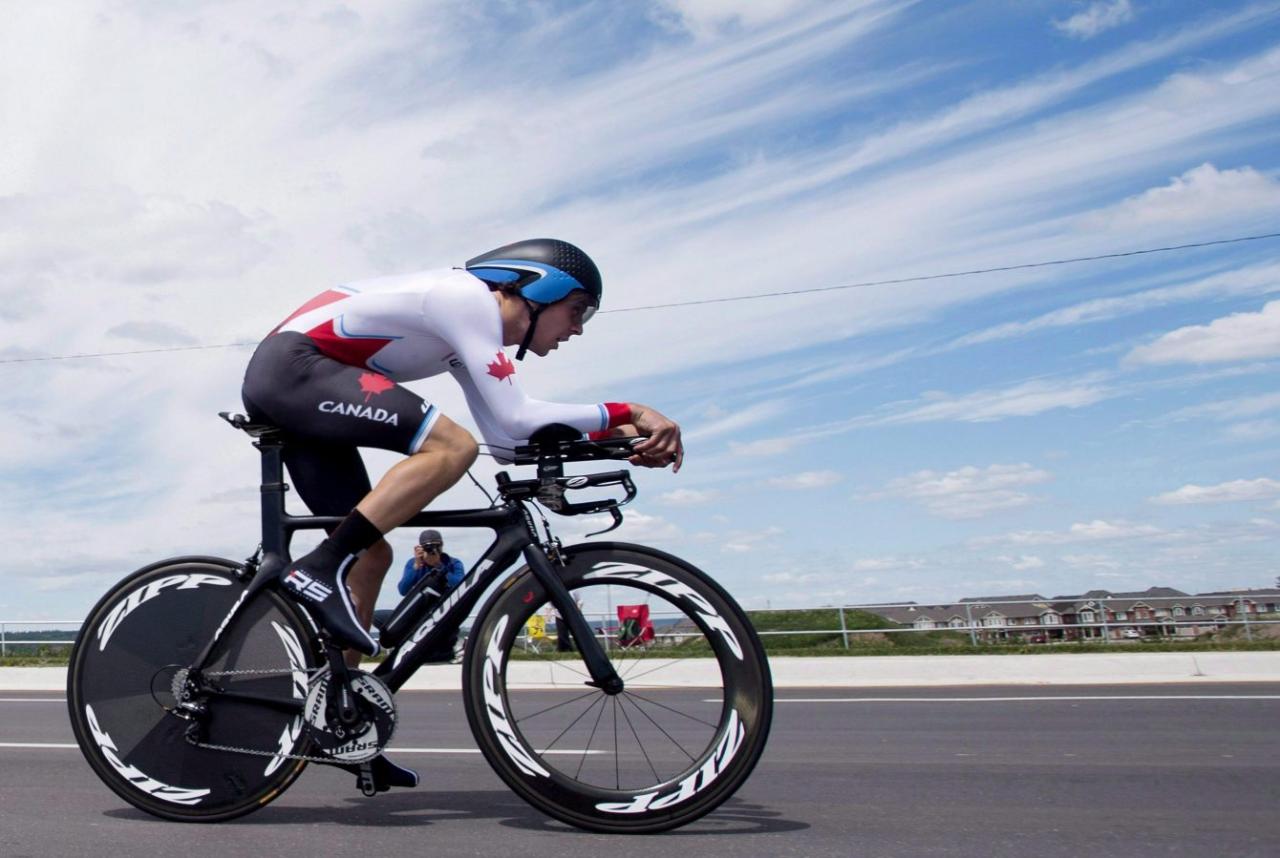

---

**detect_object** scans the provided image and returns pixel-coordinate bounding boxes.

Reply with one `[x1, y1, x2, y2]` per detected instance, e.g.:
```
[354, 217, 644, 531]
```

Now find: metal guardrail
[5, 593, 1278, 655]
[0, 620, 82, 656]
[739, 597, 1280, 648]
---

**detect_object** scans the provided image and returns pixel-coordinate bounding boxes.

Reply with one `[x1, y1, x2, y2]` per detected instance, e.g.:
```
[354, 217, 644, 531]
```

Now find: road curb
[6, 651, 1280, 691]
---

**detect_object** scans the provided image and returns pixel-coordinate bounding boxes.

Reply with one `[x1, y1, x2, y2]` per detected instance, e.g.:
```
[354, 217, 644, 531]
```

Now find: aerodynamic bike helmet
[466, 238, 602, 359]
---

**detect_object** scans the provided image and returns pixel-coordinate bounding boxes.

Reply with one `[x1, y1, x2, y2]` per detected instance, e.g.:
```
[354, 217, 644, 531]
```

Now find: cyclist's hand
[594, 425, 639, 439]
[627, 404, 684, 473]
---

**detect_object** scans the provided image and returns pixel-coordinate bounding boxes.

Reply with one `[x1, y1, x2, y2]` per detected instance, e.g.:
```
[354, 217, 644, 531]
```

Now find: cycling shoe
[281, 549, 379, 657]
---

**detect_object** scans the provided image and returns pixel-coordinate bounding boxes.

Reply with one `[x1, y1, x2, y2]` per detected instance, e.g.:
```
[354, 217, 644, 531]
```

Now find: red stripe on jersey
[305, 320, 394, 368]
[269, 289, 352, 336]
[604, 402, 632, 428]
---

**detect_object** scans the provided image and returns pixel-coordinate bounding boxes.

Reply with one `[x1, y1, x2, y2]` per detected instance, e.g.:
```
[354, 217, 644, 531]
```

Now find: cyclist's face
[531, 293, 595, 356]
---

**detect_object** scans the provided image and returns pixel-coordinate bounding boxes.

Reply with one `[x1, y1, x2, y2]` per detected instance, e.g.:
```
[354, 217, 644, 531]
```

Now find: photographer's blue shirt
[398, 555, 465, 596]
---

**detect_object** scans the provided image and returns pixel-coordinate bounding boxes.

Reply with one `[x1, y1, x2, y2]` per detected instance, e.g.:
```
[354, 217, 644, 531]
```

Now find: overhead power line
[2, 230, 1277, 366]
[599, 231, 1280, 313]
[0, 341, 259, 365]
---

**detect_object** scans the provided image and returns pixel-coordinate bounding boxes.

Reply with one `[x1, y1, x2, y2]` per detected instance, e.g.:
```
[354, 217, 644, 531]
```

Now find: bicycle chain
[177, 666, 343, 764]
[199, 667, 324, 679]
[186, 735, 344, 764]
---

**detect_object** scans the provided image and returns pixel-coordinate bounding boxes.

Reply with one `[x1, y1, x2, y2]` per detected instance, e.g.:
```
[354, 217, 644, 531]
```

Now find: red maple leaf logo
[358, 372, 395, 402]
[486, 351, 516, 384]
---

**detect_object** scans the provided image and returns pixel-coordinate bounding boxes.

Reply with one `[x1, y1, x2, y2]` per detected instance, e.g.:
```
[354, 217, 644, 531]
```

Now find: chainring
[302, 668, 397, 763]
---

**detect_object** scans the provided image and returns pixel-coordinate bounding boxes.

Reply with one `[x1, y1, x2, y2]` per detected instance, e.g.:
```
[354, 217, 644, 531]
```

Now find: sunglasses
[421, 544, 443, 553]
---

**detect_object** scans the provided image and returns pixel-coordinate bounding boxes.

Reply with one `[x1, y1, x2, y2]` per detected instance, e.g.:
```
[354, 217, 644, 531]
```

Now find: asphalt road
[2, 684, 1277, 857]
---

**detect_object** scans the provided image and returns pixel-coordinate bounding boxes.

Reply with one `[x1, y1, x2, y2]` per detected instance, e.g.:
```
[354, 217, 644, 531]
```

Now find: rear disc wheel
[67, 557, 321, 821]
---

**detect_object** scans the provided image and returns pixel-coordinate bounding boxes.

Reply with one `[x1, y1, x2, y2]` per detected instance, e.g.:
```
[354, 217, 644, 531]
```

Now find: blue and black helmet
[466, 238, 602, 315]
[466, 238, 603, 359]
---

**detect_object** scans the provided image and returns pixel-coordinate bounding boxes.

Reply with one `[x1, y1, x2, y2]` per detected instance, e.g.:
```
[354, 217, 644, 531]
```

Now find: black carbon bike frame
[189, 415, 636, 698]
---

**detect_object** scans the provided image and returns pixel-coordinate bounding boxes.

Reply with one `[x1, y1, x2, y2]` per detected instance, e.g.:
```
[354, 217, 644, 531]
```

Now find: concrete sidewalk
[6, 651, 1279, 691]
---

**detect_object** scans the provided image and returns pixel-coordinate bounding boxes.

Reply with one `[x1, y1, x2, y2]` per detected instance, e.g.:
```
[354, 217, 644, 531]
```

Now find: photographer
[397, 529, 464, 597]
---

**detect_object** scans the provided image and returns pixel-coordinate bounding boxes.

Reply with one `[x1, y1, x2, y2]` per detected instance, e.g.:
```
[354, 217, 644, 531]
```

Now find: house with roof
[855, 585, 1279, 643]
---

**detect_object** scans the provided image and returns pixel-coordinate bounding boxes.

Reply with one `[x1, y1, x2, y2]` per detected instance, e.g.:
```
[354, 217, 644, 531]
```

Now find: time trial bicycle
[67, 413, 772, 833]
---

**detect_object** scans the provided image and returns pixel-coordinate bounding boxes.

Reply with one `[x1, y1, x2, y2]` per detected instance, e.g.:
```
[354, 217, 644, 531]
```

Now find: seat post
[254, 435, 290, 558]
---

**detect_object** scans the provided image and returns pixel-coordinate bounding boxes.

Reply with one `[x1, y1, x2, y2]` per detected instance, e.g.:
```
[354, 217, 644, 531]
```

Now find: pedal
[356, 762, 377, 797]
[303, 667, 397, 763]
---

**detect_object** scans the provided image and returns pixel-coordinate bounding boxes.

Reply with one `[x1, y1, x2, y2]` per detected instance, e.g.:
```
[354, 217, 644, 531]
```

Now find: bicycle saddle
[219, 411, 284, 440]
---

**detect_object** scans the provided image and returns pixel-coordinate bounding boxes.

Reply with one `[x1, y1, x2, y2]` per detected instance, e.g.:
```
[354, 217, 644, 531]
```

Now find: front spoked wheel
[462, 543, 772, 833]
[67, 557, 322, 821]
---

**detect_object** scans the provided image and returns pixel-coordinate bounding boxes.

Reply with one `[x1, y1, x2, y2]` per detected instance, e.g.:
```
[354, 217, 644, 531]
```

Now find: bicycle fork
[522, 545, 624, 695]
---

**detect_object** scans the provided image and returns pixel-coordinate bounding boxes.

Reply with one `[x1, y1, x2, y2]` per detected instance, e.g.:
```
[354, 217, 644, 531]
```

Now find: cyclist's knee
[424, 417, 479, 471]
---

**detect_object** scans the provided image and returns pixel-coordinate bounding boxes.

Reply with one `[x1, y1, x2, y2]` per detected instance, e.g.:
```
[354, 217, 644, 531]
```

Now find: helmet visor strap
[516, 300, 543, 361]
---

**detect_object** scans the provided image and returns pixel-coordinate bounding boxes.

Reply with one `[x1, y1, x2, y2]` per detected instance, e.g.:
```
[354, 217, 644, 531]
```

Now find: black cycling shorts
[241, 332, 441, 515]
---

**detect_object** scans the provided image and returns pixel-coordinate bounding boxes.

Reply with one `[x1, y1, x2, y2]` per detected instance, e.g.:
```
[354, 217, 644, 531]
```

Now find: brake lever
[587, 507, 624, 537]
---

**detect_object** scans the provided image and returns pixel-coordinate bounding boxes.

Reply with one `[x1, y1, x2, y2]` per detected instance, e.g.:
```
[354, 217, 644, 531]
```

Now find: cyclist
[240, 238, 683, 789]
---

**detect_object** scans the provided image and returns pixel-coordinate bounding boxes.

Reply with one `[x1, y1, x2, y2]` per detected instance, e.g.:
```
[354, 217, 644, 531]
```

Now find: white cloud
[978, 519, 1164, 546]
[728, 436, 803, 457]
[1150, 478, 1280, 505]
[850, 557, 926, 573]
[866, 379, 1113, 425]
[1079, 163, 1280, 230]
[1127, 301, 1280, 365]
[766, 470, 843, 490]
[556, 510, 686, 546]
[652, 0, 826, 39]
[684, 400, 787, 443]
[107, 321, 200, 347]
[761, 570, 829, 585]
[1223, 419, 1280, 441]
[1054, 0, 1135, 40]
[0, 190, 272, 330]
[1061, 553, 1123, 570]
[721, 526, 785, 553]
[1167, 390, 1280, 422]
[996, 555, 1045, 571]
[952, 262, 1280, 350]
[659, 488, 720, 506]
[876, 463, 1051, 519]
[966, 578, 1043, 595]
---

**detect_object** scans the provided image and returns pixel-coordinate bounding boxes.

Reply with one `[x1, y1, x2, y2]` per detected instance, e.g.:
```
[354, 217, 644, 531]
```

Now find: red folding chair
[617, 604, 655, 648]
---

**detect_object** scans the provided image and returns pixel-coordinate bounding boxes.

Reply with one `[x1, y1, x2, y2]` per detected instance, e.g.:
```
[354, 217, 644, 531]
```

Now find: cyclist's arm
[429, 282, 630, 442]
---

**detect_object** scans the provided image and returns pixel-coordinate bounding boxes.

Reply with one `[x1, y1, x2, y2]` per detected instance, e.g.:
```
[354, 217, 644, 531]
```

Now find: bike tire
[67, 556, 322, 822]
[461, 543, 772, 833]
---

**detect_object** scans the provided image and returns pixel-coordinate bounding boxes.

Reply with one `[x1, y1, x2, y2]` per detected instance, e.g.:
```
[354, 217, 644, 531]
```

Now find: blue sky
[2, 0, 1279, 620]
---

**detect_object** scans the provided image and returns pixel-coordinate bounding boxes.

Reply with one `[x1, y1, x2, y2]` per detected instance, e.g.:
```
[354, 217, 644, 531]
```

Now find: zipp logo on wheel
[283, 569, 333, 602]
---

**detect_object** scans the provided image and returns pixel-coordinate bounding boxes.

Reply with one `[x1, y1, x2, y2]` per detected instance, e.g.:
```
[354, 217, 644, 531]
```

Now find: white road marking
[0, 741, 601, 755]
[0, 698, 66, 703]
[773, 695, 1280, 703]
[362, 747, 604, 755]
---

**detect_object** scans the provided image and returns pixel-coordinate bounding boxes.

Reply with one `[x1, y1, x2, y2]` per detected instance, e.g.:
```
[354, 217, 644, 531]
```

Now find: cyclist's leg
[347, 539, 392, 634]
[277, 417, 476, 654]
[242, 332, 477, 653]
[356, 415, 478, 530]
[273, 444, 418, 791]
[281, 441, 393, 665]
